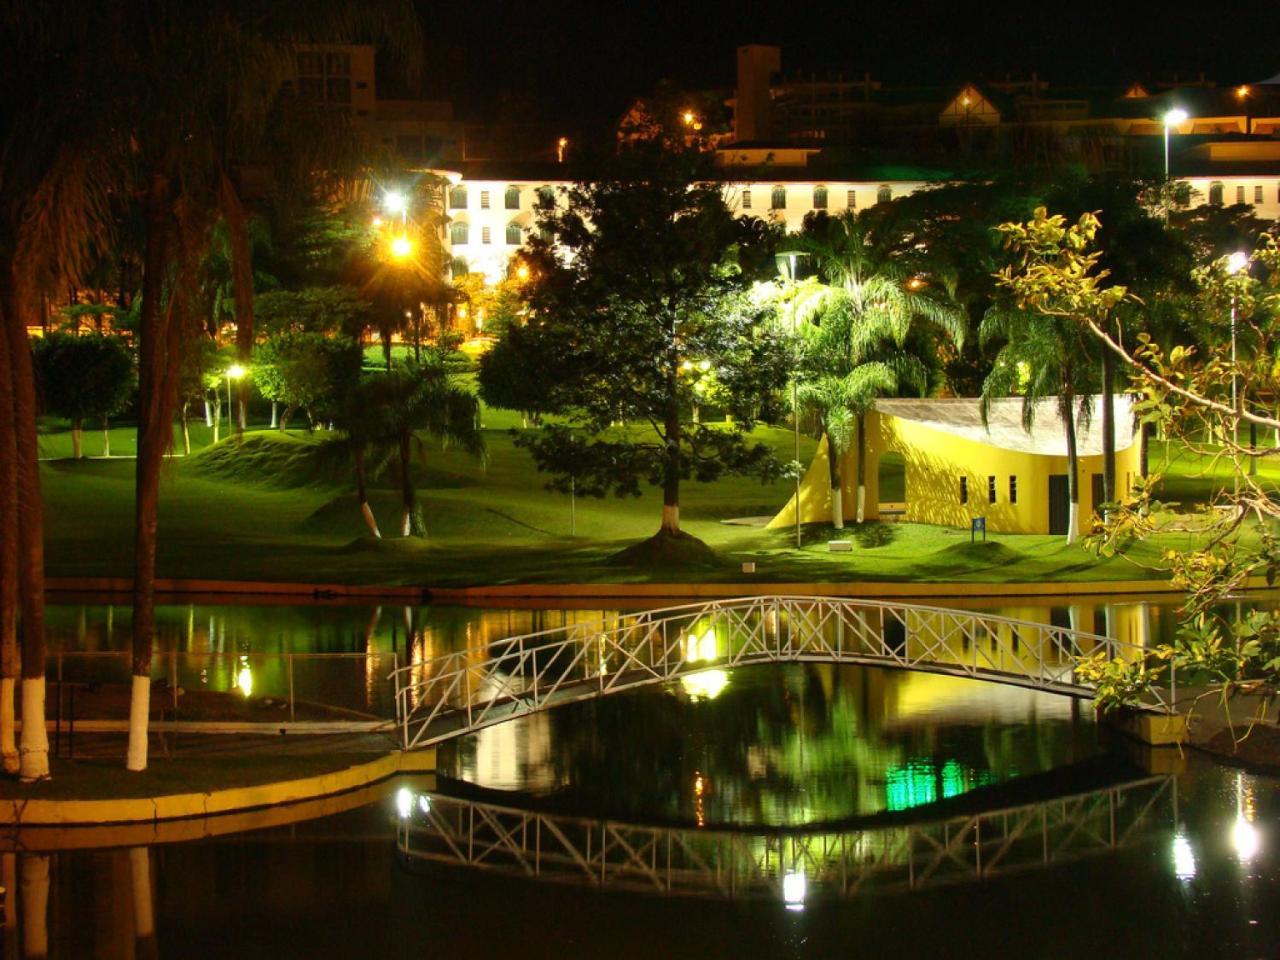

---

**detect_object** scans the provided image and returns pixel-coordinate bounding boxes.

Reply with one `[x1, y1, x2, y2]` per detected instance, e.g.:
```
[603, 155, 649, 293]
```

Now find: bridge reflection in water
[391, 597, 1174, 750]
[395, 776, 1175, 904]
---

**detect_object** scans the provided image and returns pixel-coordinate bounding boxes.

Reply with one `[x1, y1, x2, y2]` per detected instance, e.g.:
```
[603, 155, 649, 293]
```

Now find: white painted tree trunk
[0, 677, 15, 775]
[203, 398, 212, 427]
[125, 674, 151, 771]
[20, 855, 49, 960]
[855, 484, 866, 523]
[1066, 501, 1079, 545]
[71, 422, 82, 459]
[361, 502, 382, 539]
[661, 503, 679, 534]
[270, 401, 278, 429]
[830, 487, 844, 529]
[19, 677, 48, 781]
[101, 420, 110, 457]
[399, 510, 412, 537]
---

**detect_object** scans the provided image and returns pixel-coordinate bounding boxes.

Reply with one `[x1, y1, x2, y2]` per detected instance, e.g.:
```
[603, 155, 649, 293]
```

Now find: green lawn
[33, 410, 1261, 587]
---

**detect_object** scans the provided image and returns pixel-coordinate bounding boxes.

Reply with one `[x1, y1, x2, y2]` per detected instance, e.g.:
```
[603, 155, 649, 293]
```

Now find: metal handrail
[388, 596, 1174, 751]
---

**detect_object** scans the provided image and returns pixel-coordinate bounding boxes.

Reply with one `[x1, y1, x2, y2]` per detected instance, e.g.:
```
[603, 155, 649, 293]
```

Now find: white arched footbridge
[389, 596, 1173, 750]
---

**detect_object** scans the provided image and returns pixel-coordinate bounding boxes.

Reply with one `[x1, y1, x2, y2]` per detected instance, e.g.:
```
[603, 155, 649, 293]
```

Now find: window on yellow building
[959, 476, 968, 504]
[1009, 475, 1017, 504]
[813, 186, 828, 209]
[987, 476, 996, 504]
[846, 189, 857, 208]
[1236, 184, 1246, 204]
[771, 186, 786, 210]
[1255, 185, 1263, 204]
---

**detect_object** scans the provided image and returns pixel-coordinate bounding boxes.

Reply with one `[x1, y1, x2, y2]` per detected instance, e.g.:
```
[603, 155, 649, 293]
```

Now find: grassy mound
[610, 528, 720, 569]
[188, 430, 339, 488]
[927, 539, 1023, 567]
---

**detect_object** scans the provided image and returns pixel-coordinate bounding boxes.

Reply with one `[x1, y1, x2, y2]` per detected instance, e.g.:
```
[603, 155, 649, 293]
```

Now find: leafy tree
[481, 141, 789, 558]
[255, 286, 370, 339]
[33, 334, 136, 458]
[252, 333, 361, 430]
[793, 210, 965, 524]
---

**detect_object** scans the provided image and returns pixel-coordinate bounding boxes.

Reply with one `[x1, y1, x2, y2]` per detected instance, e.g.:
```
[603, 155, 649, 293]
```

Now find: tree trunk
[20, 855, 49, 959]
[203, 397, 212, 427]
[855, 411, 868, 524]
[1063, 394, 1080, 546]
[270, 401, 278, 429]
[211, 394, 221, 444]
[2, 264, 49, 781]
[129, 171, 187, 773]
[71, 418, 83, 459]
[381, 327, 392, 371]
[220, 171, 254, 438]
[398, 430, 416, 537]
[354, 445, 381, 538]
[825, 427, 843, 530]
[130, 846, 156, 956]
[1101, 343, 1116, 513]
[661, 377, 681, 536]
[101, 415, 110, 457]
[0, 294, 19, 775]
[180, 402, 191, 456]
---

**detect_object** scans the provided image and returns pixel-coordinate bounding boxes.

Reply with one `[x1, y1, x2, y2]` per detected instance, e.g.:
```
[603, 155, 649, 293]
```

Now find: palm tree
[357, 361, 485, 537]
[793, 211, 965, 524]
[980, 307, 1099, 544]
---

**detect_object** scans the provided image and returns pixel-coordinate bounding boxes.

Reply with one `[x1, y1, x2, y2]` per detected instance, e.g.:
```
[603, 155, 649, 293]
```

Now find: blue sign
[970, 517, 987, 542]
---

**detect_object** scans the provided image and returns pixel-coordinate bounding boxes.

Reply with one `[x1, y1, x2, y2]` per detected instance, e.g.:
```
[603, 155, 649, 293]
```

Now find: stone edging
[0, 748, 436, 827]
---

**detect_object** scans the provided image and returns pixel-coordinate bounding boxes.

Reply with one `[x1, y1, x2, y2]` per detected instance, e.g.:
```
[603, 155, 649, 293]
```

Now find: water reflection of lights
[683, 629, 717, 663]
[1173, 833, 1197, 881]
[1232, 817, 1260, 863]
[783, 870, 806, 911]
[681, 669, 729, 700]
[418, 794, 432, 816]
[396, 788, 413, 819]
[235, 656, 253, 697]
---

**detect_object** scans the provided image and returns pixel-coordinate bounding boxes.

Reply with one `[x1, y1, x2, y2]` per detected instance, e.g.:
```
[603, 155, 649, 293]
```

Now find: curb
[0, 747, 436, 827]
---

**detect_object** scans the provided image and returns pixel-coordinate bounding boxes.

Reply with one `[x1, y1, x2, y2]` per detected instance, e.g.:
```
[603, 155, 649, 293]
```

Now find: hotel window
[505, 186, 521, 209]
[846, 189, 857, 208]
[449, 222, 469, 245]
[536, 186, 555, 210]
[741, 188, 752, 209]
[481, 226, 491, 244]
[959, 476, 968, 504]
[1236, 184, 1246, 204]
[988, 476, 996, 504]
[1209, 182, 1224, 205]
[296, 51, 351, 107]
[505, 222, 522, 245]
[1254, 185, 1264, 204]
[812, 186, 828, 210]
[877, 184, 892, 204]
[448, 186, 468, 210]
[480, 190, 490, 210]
[771, 186, 787, 210]
[1009, 475, 1017, 504]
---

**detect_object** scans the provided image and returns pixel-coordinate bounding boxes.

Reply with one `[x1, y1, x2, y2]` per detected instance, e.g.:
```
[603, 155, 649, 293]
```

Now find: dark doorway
[1048, 474, 1070, 535]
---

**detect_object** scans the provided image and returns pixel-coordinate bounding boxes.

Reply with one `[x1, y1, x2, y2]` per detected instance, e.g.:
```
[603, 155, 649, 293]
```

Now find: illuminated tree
[33, 334, 136, 458]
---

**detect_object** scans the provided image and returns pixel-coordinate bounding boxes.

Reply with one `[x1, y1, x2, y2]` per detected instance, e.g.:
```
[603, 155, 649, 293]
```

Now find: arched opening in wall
[878, 451, 906, 520]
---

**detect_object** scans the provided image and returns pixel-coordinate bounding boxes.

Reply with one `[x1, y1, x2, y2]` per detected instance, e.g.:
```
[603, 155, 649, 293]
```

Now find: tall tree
[33, 334, 136, 458]
[481, 141, 788, 557]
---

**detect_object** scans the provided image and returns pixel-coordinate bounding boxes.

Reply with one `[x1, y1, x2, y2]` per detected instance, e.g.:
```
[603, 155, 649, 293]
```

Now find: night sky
[412, 0, 1280, 124]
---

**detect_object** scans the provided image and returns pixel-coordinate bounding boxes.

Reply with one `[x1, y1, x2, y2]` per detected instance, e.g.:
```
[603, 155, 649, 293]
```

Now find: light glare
[383, 190, 407, 215]
[396, 788, 413, 819]
[1163, 108, 1189, 127]
[1232, 816, 1260, 862]
[1173, 833, 1196, 880]
[1227, 251, 1249, 275]
[783, 870, 806, 910]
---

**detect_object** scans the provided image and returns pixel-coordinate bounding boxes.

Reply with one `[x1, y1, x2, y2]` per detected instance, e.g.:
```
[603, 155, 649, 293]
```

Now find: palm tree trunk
[220, 171, 254, 438]
[855, 411, 868, 524]
[1063, 394, 1080, 546]
[354, 444, 381, 538]
[129, 171, 185, 772]
[398, 430, 416, 537]
[0, 296, 20, 775]
[2, 265, 49, 781]
[825, 425, 843, 530]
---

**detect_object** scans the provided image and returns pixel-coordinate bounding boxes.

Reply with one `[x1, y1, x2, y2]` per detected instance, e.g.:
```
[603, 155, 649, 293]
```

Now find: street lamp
[382, 189, 408, 220]
[226, 363, 247, 437]
[389, 235, 414, 261]
[1162, 108, 1189, 180]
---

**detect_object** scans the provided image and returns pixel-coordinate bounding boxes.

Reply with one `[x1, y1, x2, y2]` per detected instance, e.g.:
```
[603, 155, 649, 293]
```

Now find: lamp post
[225, 364, 246, 438]
[1162, 108, 1188, 180]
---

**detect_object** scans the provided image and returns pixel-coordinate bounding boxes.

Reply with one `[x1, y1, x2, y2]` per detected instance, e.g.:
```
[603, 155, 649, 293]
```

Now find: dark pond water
[8, 638, 1280, 958]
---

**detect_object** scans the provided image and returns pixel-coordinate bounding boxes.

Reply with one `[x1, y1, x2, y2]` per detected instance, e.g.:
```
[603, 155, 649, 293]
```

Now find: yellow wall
[770, 410, 1142, 537]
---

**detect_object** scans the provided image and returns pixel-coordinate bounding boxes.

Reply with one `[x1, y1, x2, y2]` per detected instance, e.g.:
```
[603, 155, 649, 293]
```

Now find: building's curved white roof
[874, 396, 1135, 457]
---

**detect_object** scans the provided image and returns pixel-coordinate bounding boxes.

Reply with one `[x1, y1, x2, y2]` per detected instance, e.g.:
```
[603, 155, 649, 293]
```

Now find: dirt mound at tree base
[609, 528, 720, 569]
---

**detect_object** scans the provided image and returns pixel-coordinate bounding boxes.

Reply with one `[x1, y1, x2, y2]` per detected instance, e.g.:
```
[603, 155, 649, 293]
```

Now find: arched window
[1209, 181, 1224, 206]
[505, 186, 521, 210]
[876, 184, 892, 204]
[771, 186, 787, 210]
[448, 186, 468, 210]
[536, 186, 555, 210]
[449, 221, 469, 245]
[812, 186, 828, 210]
[505, 222, 522, 245]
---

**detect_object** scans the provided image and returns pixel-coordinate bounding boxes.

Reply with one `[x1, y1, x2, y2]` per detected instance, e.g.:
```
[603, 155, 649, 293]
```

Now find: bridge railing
[388, 597, 1174, 750]
[394, 775, 1176, 900]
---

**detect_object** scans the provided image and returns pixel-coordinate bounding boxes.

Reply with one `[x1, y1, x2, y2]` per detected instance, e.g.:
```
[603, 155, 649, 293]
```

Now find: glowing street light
[515, 263, 531, 283]
[389, 235, 414, 261]
[382, 189, 408, 218]
[1162, 107, 1189, 180]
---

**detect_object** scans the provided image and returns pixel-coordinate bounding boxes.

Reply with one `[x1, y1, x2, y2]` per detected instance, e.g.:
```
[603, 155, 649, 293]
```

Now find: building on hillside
[769, 396, 1139, 538]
